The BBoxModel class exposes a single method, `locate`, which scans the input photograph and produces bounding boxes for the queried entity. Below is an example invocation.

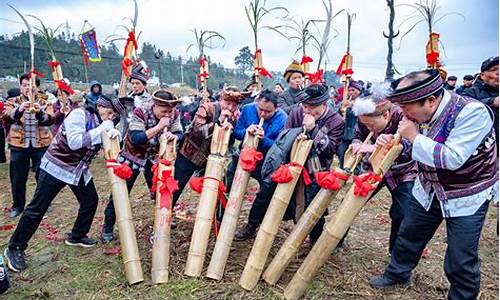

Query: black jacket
[463,81,499,142]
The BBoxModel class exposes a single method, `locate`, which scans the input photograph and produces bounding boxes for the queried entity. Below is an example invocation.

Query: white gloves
[98,120,114,132]
[107,128,122,141]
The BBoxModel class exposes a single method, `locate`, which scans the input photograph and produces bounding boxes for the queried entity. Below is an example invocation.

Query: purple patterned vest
[45,109,101,173]
[418,94,498,201]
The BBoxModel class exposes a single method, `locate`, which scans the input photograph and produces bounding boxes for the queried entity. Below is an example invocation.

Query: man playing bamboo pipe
[348,85,417,253]
[172,88,243,215]
[224,89,287,200]
[101,89,183,243]
[369,69,498,300]
[4,95,124,272]
[4,74,55,218]
[235,84,344,243]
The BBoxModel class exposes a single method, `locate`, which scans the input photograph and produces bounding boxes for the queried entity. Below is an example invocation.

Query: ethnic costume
[372,69,498,300]
[237,84,345,242]
[352,95,417,253]
[337,80,362,169]
[102,90,183,239]
[4,95,125,272]
[3,89,54,216]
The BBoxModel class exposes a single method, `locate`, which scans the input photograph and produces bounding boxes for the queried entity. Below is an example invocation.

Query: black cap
[447,75,457,81]
[463,75,474,81]
[481,56,499,72]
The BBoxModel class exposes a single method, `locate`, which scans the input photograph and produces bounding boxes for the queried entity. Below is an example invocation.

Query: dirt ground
[0,155,498,300]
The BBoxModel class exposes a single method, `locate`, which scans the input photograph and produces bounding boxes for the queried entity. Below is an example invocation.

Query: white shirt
[40,109,103,186]
[411,91,498,217]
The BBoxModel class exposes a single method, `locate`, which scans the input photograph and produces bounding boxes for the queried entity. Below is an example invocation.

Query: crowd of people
[0,55,498,299]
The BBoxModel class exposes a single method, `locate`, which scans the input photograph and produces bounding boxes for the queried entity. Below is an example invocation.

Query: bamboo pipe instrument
[184,118,233,277]
[151,135,178,284]
[101,131,144,285]
[206,118,264,280]
[239,136,313,291]
[283,134,403,300]
[342,132,374,173]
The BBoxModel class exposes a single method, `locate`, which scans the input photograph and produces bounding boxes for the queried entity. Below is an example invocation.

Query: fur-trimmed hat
[129,60,150,84]
[283,60,304,82]
[352,82,393,117]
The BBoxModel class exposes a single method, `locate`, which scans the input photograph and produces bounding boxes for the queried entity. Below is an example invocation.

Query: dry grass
[0,155,498,300]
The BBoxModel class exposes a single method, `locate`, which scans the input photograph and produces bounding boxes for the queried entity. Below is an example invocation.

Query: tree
[383,0,399,81]
[234,46,254,74]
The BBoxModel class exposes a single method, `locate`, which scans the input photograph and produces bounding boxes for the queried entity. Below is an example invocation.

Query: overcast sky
[1,0,498,82]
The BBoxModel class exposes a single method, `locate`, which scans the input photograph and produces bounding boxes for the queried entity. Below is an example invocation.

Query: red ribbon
[255,67,273,78]
[28,69,45,79]
[124,31,138,56]
[271,162,311,185]
[306,69,324,84]
[198,72,209,81]
[336,52,354,75]
[48,60,60,71]
[239,147,263,172]
[189,176,227,237]
[198,57,207,68]
[151,160,179,210]
[314,170,349,191]
[105,159,133,180]
[352,171,382,197]
[55,79,75,95]
[301,56,313,65]
[122,57,134,76]
[426,32,441,65]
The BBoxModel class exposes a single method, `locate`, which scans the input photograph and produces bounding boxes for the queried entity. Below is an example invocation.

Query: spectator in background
[455,74,475,95]
[278,60,304,114]
[84,80,102,110]
[444,75,457,90]
[464,56,499,146]
[0,95,6,163]
[274,83,284,95]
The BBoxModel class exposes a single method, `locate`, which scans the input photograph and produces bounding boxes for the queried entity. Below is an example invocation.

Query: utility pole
[180,57,184,86]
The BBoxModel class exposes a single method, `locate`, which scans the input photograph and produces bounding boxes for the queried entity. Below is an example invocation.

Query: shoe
[234,223,258,241]
[171,219,177,229]
[3,248,26,272]
[369,274,411,289]
[9,208,22,218]
[46,206,53,213]
[65,236,98,248]
[101,230,114,244]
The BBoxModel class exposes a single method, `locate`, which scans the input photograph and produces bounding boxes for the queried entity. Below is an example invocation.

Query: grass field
[0,154,498,300]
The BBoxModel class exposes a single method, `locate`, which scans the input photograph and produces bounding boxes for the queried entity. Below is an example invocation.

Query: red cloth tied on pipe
[336,52,354,75]
[314,170,349,191]
[198,57,207,68]
[151,159,179,209]
[301,56,313,65]
[105,159,133,180]
[28,69,44,79]
[189,176,227,237]
[55,79,75,95]
[198,72,209,81]
[426,32,441,66]
[255,67,273,78]
[239,147,263,172]
[352,171,382,197]
[124,31,138,56]
[271,162,311,185]
[306,69,324,84]
[48,60,60,70]
[122,57,134,76]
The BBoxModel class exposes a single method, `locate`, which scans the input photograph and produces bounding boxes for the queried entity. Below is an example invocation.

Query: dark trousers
[248,176,326,241]
[0,128,6,163]
[172,154,203,206]
[337,138,351,169]
[384,196,489,300]
[103,161,154,232]
[9,147,45,211]
[385,181,412,253]
[9,169,99,251]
